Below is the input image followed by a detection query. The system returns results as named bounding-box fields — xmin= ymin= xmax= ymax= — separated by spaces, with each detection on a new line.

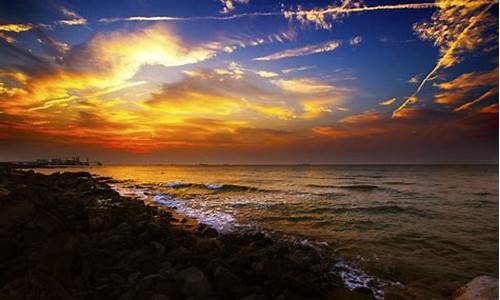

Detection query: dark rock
xmin=35 ymin=232 xmax=83 ymax=289
xmin=149 ymin=294 xmax=172 ymax=300
xmin=198 ymin=224 xmax=219 ymax=237
xmin=0 ymin=272 xmax=75 ymax=300
xmin=0 ymin=199 xmax=35 ymax=229
xmin=179 ymin=266 xmax=211 ymax=299
xmin=214 ymin=266 xmax=241 ymax=290
xmin=127 ymin=271 xmax=141 ymax=285
xmin=150 ymin=241 xmax=165 ymax=257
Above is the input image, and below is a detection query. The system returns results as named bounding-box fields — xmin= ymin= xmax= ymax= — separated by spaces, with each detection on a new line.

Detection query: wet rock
xmin=179 ymin=266 xmax=211 ymax=299
xmin=453 ymin=275 xmax=498 ymax=300
xmin=198 ymin=224 xmax=219 ymax=237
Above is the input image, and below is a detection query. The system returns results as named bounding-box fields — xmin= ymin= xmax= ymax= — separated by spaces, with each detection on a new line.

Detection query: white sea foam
xmin=111 ymin=183 xmax=236 ymax=233
xmin=332 ymin=260 xmax=402 ymax=300
xmin=205 ymin=183 xmax=223 ymax=190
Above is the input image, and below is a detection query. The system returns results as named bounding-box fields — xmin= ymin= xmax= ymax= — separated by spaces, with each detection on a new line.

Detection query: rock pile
xmin=0 ymin=170 xmax=370 ymax=300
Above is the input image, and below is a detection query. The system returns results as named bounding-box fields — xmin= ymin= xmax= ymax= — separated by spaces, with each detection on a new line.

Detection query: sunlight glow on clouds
xmin=0 ymin=0 xmax=497 ymax=162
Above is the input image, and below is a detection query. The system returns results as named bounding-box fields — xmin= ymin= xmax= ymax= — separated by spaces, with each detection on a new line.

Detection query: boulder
xmin=179 ymin=266 xmax=211 ymax=299
xmin=453 ymin=276 xmax=498 ymax=300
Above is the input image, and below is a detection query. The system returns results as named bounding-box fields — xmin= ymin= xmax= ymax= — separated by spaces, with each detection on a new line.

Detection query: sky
xmin=0 ymin=0 xmax=498 ymax=164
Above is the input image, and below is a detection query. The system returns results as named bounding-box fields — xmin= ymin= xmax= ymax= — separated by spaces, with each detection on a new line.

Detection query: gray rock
xmin=453 ymin=275 xmax=498 ymax=300
xmin=179 ymin=266 xmax=211 ymax=299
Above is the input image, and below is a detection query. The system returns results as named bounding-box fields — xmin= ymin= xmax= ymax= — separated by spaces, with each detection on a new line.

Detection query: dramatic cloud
xmin=254 ymin=40 xmax=341 ymax=61
xmin=394 ymin=0 xmax=497 ymax=115
xmin=0 ymin=24 xmax=224 ymax=116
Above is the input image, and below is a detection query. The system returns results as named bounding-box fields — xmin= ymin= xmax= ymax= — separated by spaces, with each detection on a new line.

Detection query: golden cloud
xmin=271 ymin=77 xmax=346 ymax=94
xmin=379 ymin=97 xmax=396 ymax=106
xmin=0 ymin=23 xmax=33 ymax=32
xmin=300 ymin=97 xmax=342 ymax=119
xmin=255 ymin=70 xmax=279 ymax=78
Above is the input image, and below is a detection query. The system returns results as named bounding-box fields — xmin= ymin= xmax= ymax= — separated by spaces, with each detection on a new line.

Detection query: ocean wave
xmin=383 ymin=181 xmax=415 ymax=185
xmin=155 ymin=194 xmax=236 ymax=233
xmin=163 ymin=181 xmax=265 ymax=192
xmin=307 ymin=184 xmax=387 ymax=192
xmin=290 ymin=205 xmax=427 ymax=217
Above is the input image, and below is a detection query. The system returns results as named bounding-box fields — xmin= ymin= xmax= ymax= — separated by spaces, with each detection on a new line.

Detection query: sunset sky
xmin=0 ymin=0 xmax=498 ymax=164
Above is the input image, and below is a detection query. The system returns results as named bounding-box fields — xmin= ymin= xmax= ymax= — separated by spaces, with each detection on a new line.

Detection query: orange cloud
xmin=340 ymin=111 xmax=382 ymax=124
xmin=433 ymin=68 xmax=498 ymax=105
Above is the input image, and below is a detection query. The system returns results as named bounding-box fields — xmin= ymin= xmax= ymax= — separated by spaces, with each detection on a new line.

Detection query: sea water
xmin=37 ymin=165 xmax=499 ymax=297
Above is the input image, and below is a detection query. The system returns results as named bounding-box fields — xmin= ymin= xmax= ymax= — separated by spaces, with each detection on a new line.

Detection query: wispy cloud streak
xmin=99 ymin=2 xmax=438 ymax=24
xmin=99 ymin=12 xmax=280 ymax=23
xmin=454 ymin=88 xmax=498 ymax=112
xmin=254 ymin=40 xmax=341 ymax=61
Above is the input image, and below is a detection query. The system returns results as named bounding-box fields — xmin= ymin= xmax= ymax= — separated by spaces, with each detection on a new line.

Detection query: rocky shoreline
xmin=0 ymin=169 xmax=497 ymax=300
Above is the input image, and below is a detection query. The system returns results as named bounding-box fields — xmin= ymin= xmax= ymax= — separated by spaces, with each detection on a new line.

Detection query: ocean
xmin=37 ymin=165 xmax=498 ymax=297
